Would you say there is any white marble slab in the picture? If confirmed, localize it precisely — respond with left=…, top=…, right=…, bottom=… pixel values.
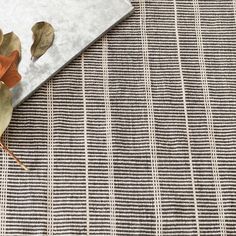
left=0, top=0, right=134, bottom=107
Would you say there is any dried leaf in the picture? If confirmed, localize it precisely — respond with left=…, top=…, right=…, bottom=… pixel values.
left=0, top=32, right=21, bottom=57
left=0, top=81, right=27, bottom=171
left=0, top=51, right=21, bottom=88
left=0, top=29, right=3, bottom=47
left=0, top=81, right=13, bottom=137
left=31, top=21, right=55, bottom=59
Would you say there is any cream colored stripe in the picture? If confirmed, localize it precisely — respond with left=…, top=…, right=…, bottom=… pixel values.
left=173, top=0, right=201, bottom=235
left=233, top=0, right=236, bottom=21
left=139, top=0, right=162, bottom=234
left=102, top=36, right=117, bottom=236
left=193, top=1, right=226, bottom=234
left=47, top=80, right=54, bottom=236
left=81, top=54, right=90, bottom=236
left=0, top=132, right=8, bottom=236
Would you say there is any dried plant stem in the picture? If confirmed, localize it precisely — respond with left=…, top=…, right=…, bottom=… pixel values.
left=0, top=139, right=28, bottom=171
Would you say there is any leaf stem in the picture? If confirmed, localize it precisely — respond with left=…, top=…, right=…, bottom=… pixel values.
left=0, top=139, right=28, bottom=171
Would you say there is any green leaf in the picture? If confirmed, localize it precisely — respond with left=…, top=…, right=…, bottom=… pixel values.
left=31, top=21, right=55, bottom=60
left=0, top=32, right=21, bottom=57
left=0, top=29, right=3, bottom=46
left=0, top=81, right=13, bottom=136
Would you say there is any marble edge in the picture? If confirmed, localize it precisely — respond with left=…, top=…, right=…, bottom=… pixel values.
left=13, top=4, right=135, bottom=108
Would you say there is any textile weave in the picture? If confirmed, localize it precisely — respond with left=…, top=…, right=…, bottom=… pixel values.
left=1, top=0, right=236, bottom=235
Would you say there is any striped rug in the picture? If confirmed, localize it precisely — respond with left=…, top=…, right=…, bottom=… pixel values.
left=1, top=0, right=236, bottom=235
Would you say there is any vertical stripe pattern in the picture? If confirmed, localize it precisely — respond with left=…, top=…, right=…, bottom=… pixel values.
left=192, top=1, right=227, bottom=234
left=173, top=0, right=201, bottom=235
left=82, top=54, right=90, bottom=236
left=139, top=0, right=162, bottom=235
left=0, top=133, right=8, bottom=236
left=102, top=36, right=117, bottom=236
left=233, top=0, right=236, bottom=21
left=47, top=80, right=54, bottom=236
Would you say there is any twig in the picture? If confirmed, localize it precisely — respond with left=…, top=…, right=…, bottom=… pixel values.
left=0, top=138, right=28, bottom=171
